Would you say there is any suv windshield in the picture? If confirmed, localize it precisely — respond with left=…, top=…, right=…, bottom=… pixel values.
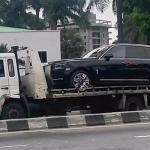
left=82, top=45, right=111, bottom=58
left=91, top=45, right=112, bottom=58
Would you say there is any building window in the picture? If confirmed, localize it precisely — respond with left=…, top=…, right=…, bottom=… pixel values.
left=7, top=59, right=15, bottom=77
left=84, top=28, right=86, bottom=32
left=103, top=32, right=105, bottom=38
left=85, top=42, right=86, bottom=45
left=93, top=39, right=100, bottom=44
left=92, top=32, right=100, bottom=38
left=84, top=36, right=86, bottom=39
left=0, top=60, right=5, bottom=77
left=38, top=51, right=47, bottom=63
left=76, top=28, right=79, bottom=32
left=93, top=45, right=100, bottom=49
left=92, top=26, right=100, bottom=31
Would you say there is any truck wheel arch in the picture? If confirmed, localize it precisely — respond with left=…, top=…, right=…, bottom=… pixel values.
left=0, top=94, right=30, bottom=119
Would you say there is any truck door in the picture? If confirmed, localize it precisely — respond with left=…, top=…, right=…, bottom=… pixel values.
left=6, top=58, right=19, bottom=95
left=0, top=58, right=9, bottom=96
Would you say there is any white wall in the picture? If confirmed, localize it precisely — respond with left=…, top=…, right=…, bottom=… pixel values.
left=0, top=30, right=61, bottom=62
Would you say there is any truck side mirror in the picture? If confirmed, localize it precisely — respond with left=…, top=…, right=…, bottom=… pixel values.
left=104, top=54, right=113, bottom=61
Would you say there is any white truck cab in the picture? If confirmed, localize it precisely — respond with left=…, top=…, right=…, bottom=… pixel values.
left=0, top=47, right=48, bottom=120
left=0, top=53, right=19, bottom=98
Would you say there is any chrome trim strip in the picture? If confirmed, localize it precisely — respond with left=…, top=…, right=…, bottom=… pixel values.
left=53, top=78, right=63, bottom=81
left=100, top=79, right=149, bottom=81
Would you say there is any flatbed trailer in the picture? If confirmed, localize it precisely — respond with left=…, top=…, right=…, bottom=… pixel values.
left=0, top=46, right=150, bottom=120
left=37, top=85, right=150, bottom=116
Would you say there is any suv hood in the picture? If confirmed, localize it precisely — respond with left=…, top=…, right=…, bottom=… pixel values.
left=50, top=58, right=96, bottom=64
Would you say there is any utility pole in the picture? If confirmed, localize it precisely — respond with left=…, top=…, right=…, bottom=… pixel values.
left=116, top=0, right=124, bottom=43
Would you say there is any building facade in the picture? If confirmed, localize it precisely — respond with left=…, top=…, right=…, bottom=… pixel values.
left=57, top=13, right=112, bottom=54
left=0, top=26, right=61, bottom=62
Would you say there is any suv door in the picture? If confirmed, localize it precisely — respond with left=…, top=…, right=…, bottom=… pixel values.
left=0, top=58, right=9, bottom=97
left=125, top=45, right=149, bottom=84
left=97, top=45, right=126, bottom=85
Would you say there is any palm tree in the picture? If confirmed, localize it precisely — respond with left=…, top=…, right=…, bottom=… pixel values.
left=0, top=44, right=9, bottom=53
left=112, top=0, right=147, bottom=44
left=112, top=0, right=124, bottom=43
left=61, top=28, right=85, bottom=59
left=0, top=0, right=27, bottom=28
left=43, top=0, right=110, bottom=30
left=26, top=0, right=44, bottom=30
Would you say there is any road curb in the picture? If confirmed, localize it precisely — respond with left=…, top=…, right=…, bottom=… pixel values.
left=1, top=110, right=150, bottom=132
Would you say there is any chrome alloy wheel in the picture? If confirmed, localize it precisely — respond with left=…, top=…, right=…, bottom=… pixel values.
left=73, top=73, right=90, bottom=91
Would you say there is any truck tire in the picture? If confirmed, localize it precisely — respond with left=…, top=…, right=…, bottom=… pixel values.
left=70, top=70, right=91, bottom=91
left=125, top=97, right=143, bottom=111
left=45, top=73, right=54, bottom=90
left=1, top=102, right=26, bottom=120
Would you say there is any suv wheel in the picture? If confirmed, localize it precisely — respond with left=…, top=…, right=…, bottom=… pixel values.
left=70, top=70, right=91, bottom=91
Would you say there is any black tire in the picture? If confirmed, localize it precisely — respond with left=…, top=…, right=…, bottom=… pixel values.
left=70, top=70, right=91, bottom=91
left=125, top=97, right=143, bottom=111
left=1, top=102, right=26, bottom=120
left=45, top=73, right=54, bottom=90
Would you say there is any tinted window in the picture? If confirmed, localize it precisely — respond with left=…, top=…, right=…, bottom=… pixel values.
left=126, top=46, right=146, bottom=58
left=144, top=47, right=150, bottom=59
left=0, top=60, right=5, bottom=77
left=104, top=46, right=126, bottom=58
left=7, top=59, right=15, bottom=77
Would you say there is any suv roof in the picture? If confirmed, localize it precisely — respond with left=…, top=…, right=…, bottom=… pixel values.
left=113, top=43, right=150, bottom=48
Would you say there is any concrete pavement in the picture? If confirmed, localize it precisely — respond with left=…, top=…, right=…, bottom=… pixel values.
left=0, top=123, right=150, bottom=149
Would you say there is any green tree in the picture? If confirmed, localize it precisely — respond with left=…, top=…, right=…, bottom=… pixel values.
left=0, top=0, right=27, bottom=28
left=26, top=12, right=46, bottom=30
left=0, top=43, right=9, bottom=53
left=61, top=29, right=85, bottom=59
left=122, top=0, right=150, bottom=44
left=26, top=0, right=44, bottom=30
left=43, top=0, right=109, bottom=30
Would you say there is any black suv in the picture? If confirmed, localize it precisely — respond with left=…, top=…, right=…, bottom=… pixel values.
left=45, top=44, right=150, bottom=90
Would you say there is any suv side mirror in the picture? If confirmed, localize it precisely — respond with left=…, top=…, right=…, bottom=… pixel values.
left=104, top=54, right=113, bottom=61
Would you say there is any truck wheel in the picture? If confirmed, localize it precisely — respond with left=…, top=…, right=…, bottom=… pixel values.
left=45, top=73, right=54, bottom=90
left=1, top=103, right=26, bottom=120
left=70, top=70, right=91, bottom=91
left=125, top=97, right=143, bottom=111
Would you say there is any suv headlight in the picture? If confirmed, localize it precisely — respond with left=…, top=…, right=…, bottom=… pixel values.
left=54, top=63, right=65, bottom=70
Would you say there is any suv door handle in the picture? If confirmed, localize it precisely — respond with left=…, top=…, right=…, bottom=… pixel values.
left=1, top=87, right=8, bottom=90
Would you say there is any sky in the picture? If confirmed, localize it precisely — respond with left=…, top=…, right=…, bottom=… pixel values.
left=28, top=0, right=117, bottom=44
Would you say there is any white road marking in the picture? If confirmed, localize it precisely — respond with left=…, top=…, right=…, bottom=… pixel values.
left=135, top=135, right=150, bottom=138
left=0, top=144, right=28, bottom=149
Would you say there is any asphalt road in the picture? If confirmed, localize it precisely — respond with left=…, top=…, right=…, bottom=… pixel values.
left=0, top=123, right=150, bottom=150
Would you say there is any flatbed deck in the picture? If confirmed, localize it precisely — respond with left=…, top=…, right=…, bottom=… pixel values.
left=49, top=85, right=150, bottom=99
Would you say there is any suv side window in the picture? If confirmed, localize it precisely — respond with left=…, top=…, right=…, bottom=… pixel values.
left=144, top=47, right=150, bottom=59
left=126, top=46, right=146, bottom=59
left=104, top=46, right=126, bottom=58
left=0, top=60, right=5, bottom=77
